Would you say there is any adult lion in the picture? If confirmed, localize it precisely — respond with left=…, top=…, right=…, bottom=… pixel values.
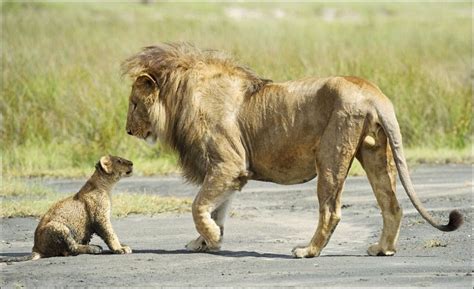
left=122, top=43, right=462, bottom=258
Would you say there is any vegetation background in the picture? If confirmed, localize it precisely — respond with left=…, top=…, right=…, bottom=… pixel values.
left=2, top=2, right=471, bottom=179
left=1, top=2, right=472, bottom=182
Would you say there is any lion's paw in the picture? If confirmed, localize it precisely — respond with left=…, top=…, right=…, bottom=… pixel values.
left=367, top=243, right=395, bottom=256
left=185, top=236, right=220, bottom=252
left=291, top=245, right=319, bottom=258
left=89, top=245, right=103, bottom=254
left=185, top=236, right=208, bottom=252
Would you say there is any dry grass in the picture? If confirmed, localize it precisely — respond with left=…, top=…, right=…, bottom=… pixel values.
left=0, top=177, right=191, bottom=218
left=112, top=193, right=191, bottom=217
left=0, top=193, right=191, bottom=218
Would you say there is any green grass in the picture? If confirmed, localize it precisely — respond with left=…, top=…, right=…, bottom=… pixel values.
left=0, top=177, right=191, bottom=218
left=1, top=2, right=472, bottom=178
left=348, top=146, right=472, bottom=176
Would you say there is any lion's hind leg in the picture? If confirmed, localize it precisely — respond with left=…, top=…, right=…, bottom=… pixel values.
left=292, top=112, right=364, bottom=258
left=356, top=128, right=402, bottom=256
left=211, top=196, right=233, bottom=238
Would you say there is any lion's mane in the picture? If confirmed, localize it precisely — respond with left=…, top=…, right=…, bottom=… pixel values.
left=122, top=43, right=271, bottom=184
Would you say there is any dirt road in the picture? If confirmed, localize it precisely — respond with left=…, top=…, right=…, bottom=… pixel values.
left=1, top=165, right=472, bottom=287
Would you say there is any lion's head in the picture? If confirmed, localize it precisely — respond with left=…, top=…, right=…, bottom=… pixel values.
left=124, top=72, right=163, bottom=145
left=122, top=43, right=204, bottom=146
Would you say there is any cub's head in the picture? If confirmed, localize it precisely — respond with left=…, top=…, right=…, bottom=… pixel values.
left=96, top=155, right=133, bottom=179
left=125, top=73, right=164, bottom=145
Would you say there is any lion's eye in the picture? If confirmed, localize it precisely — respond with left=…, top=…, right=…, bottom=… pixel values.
left=144, top=78, right=154, bottom=89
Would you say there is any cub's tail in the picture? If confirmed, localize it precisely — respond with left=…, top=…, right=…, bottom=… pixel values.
left=374, top=98, right=463, bottom=232
left=0, top=252, right=41, bottom=263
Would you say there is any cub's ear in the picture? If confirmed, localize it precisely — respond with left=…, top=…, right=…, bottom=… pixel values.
left=99, top=155, right=113, bottom=174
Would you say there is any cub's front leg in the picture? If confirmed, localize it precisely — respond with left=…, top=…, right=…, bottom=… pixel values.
left=94, top=214, right=132, bottom=254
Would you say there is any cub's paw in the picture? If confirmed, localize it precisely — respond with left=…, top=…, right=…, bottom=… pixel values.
left=291, top=245, right=319, bottom=258
left=185, top=236, right=221, bottom=252
left=113, top=245, right=132, bottom=254
left=89, top=245, right=103, bottom=254
left=367, top=243, right=395, bottom=256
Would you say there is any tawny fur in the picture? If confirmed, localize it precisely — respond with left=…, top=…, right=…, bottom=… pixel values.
left=7, top=156, right=134, bottom=262
left=122, top=42, right=463, bottom=258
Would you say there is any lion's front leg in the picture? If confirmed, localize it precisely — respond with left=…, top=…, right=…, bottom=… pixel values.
left=186, top=197, right=222, bottom=252
left=186, top=196, right=234, bottom=252
left=185, top=171, right=241, bottom=252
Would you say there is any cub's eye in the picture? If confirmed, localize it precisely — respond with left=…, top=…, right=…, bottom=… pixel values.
left=118, top=159, right=123, bottom=164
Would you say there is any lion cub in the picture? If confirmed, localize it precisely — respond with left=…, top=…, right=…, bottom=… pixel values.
left=25, top=155, right=132, bottom=261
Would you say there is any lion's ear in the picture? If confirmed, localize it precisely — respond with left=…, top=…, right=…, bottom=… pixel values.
left=136, top=73, right=157, bottom=92
left=136, top=73, right=159, bottom=104
left=99, top=155, right=113, bottom=174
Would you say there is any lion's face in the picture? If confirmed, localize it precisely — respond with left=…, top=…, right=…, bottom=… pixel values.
left=126, top=74, right=162, bottom=144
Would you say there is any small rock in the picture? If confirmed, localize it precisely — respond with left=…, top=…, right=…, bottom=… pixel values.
left=424, top=239, right=447, bottom=248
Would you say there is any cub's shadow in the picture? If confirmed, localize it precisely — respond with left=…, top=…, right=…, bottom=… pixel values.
left=0, top=252, right=30, bottom=257
left=132, top=249, right=293, bottom=259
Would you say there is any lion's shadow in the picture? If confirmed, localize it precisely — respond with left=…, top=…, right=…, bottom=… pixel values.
left=133, top=250, right=431, bottom=259
left=132, top=249, right=294, bottom=259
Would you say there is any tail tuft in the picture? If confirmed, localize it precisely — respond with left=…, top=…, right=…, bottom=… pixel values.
left=439, top=210, right=463, bottom=232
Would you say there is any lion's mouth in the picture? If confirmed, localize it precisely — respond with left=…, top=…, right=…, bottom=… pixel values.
left=145, top=132, right=157, bottom=145
left=125, top=169, right=133, bottom=176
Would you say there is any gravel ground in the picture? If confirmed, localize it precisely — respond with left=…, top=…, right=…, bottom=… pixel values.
left=1, top=164, right=472, bottom=287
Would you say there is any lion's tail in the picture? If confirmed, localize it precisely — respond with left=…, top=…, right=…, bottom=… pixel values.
left=374, top=98, right=463, bottom=232
left=0, top=252, right=41, bottom=263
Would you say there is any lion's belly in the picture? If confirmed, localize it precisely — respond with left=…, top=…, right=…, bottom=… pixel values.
left=249, top=144, right=317, bottom=185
